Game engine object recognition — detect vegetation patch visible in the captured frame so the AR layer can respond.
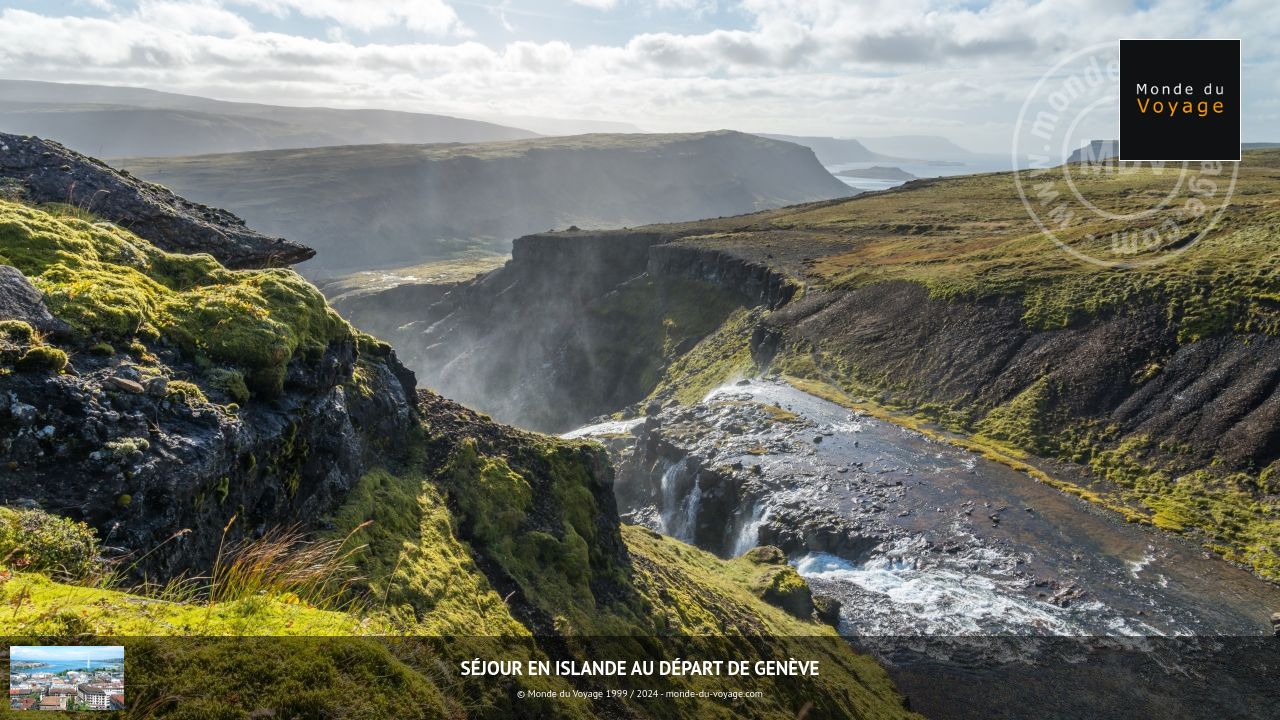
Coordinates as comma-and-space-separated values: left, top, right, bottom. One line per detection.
0, 199, 356, 398
587, 276, 746, 399
0, 507, 100, 581
646, 308, 759, 406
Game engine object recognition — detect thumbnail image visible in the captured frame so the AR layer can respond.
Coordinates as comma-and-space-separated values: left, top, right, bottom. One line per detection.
9, 646, 124, 712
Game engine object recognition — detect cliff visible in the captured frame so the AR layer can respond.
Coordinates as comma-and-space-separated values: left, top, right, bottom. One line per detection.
118, 131, 855, 274
0, 145, 916, 719
392, 150, 1280, 582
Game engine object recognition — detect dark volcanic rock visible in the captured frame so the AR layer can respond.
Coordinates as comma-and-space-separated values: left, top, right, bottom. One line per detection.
0, 333, 419, 579
0, 133, 313, 268
0, 265, 70, 337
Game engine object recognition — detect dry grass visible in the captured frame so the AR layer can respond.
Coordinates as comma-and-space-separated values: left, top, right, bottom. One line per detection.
208, 517, 372, 611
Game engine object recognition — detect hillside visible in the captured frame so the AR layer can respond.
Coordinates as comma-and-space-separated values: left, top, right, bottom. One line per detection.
0, 79, 537, 156
119, 131, 855, 275
0, 134, 915, 719
758, 134, 888, 164
376, 151, 1280, 584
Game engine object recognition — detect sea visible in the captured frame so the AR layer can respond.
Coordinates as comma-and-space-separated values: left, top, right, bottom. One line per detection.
10, 659, 123, 677
828, 155, 1026, 192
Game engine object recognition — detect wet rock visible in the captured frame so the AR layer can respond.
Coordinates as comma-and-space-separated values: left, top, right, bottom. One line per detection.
812, 594, 842, 627
1271, 612, 1280, 636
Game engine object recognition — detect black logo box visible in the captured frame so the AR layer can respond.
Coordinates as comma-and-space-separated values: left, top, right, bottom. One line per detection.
1119, 39, 1240, 161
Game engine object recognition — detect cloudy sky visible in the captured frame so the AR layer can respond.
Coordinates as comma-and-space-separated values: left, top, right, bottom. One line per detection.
0, 0, 1275, 152
11, 645, 124, 662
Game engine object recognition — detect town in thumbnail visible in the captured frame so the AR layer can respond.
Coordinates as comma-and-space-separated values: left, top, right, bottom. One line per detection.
9, 646, 124, 711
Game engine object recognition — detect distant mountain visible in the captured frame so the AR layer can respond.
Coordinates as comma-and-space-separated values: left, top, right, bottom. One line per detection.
119, 130, 855, 275
857, 135, 977, 161
837, 166, 916, 181
1068, 140, 1119, 163
757, 134, 888, 164
472, 115, 644, 135
0, 79, 537, 157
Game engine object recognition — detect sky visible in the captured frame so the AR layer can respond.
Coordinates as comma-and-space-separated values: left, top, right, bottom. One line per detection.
11, 645, 124, 663
0, 0, 1275, 153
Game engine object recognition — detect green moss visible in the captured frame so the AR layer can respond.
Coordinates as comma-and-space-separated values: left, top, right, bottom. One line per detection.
975, 377, 1057, 455
207, 367, 250, 404
327, 467, 529, 636
88, 341, 115, 356
13, 345, 67, 373
0, 199, 356, 399
356, 331, 393, 358
0, 573, 378, 636
0, 507, 100, 580
750, 564, 814, 619
647, 307, 758, 406
0, 319, 35, 344
166, 379, 208, 405
104, 436, 150, 459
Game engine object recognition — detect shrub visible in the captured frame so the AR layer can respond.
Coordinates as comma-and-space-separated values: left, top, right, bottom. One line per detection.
0, 507, 100, 580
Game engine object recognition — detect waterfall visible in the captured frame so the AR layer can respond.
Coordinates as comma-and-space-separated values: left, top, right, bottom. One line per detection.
732, 504, 768, 557
658, 458, 689, 535
676, 477, 702, 543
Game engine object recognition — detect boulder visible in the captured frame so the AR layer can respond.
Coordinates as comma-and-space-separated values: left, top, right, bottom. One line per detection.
0, 265, 70, 337
0, 134, 312, 269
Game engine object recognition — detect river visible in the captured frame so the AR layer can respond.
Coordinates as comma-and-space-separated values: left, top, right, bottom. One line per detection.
568, 377, 1280, 718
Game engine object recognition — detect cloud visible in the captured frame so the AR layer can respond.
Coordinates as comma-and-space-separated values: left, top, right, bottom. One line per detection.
137, 0, 253, 36
569, 0, 620, 9
0, 1, 1274, 151
229, 0, 467, 35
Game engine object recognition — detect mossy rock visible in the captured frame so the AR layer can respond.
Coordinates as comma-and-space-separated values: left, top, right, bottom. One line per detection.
812, 593, 842, 627
207, 367, 250, 404
0, 199, 355, 400
166, 380, 207, 405
0, 319, 35, 344
14, 345, 67, 373
751, 565, 814, 619
742, 544, 786, 565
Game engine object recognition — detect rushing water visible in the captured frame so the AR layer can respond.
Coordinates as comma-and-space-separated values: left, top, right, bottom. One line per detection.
577, 379, 1280, 637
